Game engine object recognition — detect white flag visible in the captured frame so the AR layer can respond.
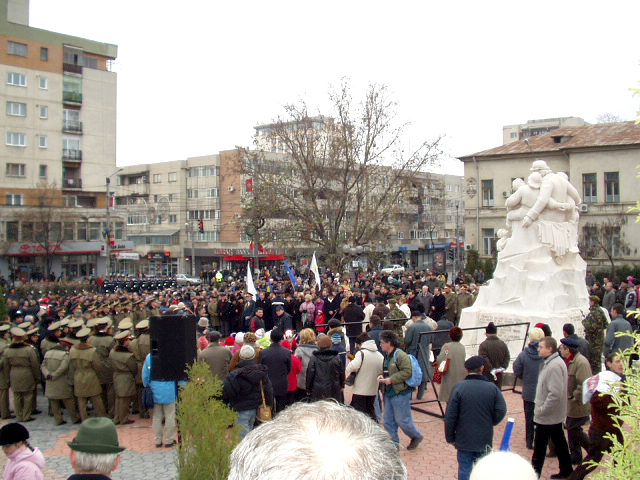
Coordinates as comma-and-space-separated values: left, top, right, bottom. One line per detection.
246, 262, 257, 300
310, 252, 321, 289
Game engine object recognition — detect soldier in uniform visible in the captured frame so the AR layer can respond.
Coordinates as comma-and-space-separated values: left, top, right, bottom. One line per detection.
65, 319, 84, 346
88, 317, 116, 418
207, 294, 221, 331
582, 295, 608, 374
3, 327, 41, 422
456, 285, 474, 321
444, 285, 458, 325
70, 327, 107, 420
25, 327, 43, 415
148, 299, 162, 319
40, 321, 63, 357
131, 299, 148, 324
41, 338, 80, 425
129, 320, 151, 419
0, 324, 12, 419
110, 330, 137, 425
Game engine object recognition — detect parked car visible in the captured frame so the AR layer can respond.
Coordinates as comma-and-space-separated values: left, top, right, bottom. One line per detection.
380, 264, 405, 275
175, 274, 202, 286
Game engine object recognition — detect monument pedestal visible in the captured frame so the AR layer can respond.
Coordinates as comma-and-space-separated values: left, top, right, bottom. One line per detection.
459, 306, 586, 362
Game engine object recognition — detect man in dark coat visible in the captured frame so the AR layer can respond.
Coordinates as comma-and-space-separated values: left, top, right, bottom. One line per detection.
259, 329, 291, 413
274, 305, 294, 333
305, 335, 345, 403
323, 290, 342, 323
223, 345, 273, 439
404, 310, 433, 400
197, 330, 232, 381
445, 355, 507, 480
478, 322, 510, 388
342, 297, 365, 354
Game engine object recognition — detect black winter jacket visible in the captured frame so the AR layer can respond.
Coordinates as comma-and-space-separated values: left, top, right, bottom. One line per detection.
306, 348, 345, 401
259, 343, 292, 396
343, 304, 365, 337
222, 360, 273, 412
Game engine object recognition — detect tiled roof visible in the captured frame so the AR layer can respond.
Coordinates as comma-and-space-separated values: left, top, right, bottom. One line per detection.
460, 121, 640, 159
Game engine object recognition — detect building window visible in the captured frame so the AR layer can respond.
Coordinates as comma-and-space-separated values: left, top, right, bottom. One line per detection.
7, 72, 27, 87
168, 172, 177, 182
605, 172, 620, 203
39, 165, 47, 178
6, 133, 26, 147
6, 222, 19, 241
39, 135, 47, 148
583, 173, 597, 203
153, 173, 162, 183
153, 195, 159, 203
39, 77, 48, 89
482, 228, 495, 256
188, 231, 220, 242
481, 180, 494, 207
510, 132, 518, 139
6, 163, 26, 176
168, 194, 174, 202
188, 165, 219, 177
6, 194, 24, 206
8, 41, 27, 57
397, 231, 405, 239
6, 102, 26, 116
188, 210, 220, 220
169, 215, 177, 224
40, 47, 49, 61
187, 189, 198, 199
39, 105, 48, 119
63, 138, 80, 151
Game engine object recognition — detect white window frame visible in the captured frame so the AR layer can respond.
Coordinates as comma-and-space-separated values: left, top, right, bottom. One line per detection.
6, 133, 26, 147
6, 102, 26, 116
168, 172, 177, 182
6, 163, 26, 177
39, 77, 48, 89
39, 105, 48, 119
153, 173, 162, 183
39, 135, 47, 148
8, 41, 27, 57
39, 165, 47, 178
7, 72, 27, 87
169, 215, 177, 224
6, 194, 24, 206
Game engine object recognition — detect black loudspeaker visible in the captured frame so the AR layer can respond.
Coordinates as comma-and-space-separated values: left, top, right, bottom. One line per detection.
150, 315, 197, 381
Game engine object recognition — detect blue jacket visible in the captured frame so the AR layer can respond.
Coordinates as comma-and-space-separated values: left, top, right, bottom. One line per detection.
142, 354, 185, 405
513, 341, 543, 402
445, 374, 507, 452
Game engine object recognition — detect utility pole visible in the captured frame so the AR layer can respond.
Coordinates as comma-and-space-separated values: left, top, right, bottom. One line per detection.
185, 221, 196, 277
106, 176, 111, 277
454, 201, 459, 277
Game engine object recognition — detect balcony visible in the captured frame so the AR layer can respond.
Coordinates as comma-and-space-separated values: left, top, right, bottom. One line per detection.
62, 149, 82, 162
63, 63, 83, 75
63, 91, 82, 105
63, 120, 83, 133
62, 178, 82, 189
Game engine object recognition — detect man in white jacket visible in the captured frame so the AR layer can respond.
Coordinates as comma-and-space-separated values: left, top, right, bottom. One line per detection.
531, 337, 573, 479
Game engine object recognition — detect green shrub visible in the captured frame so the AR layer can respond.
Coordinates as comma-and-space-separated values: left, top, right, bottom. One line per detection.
590, 327, 640, 479
176, 361, 239, 480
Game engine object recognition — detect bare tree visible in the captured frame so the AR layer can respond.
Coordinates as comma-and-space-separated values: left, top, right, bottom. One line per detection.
579, 215, 630, 279
239, 81, 443, 270
596, 112, 624, 123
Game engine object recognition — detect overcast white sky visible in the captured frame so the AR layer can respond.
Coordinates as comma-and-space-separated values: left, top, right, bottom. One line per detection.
30, 0, 640, 175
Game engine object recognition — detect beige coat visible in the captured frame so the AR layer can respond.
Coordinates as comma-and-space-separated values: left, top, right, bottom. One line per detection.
70, 343, 103, 397
4, 343, 41, 392
110, 347, 137, 397
41, 346, 74, 399
129, 333, 151, 384
346, 340, 384, 396
436, 341, 467, 402
87, 333, 115, 385
0, 337, 11, 389
567, 352, 591, 418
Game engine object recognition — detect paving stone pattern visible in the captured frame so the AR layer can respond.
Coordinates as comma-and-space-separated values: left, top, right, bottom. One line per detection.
0, 387, 570, 480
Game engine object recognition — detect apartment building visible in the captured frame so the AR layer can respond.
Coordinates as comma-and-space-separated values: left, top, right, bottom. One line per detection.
0, 0, 124, 279
459, 121, 640, 272
503, 117, 587, 145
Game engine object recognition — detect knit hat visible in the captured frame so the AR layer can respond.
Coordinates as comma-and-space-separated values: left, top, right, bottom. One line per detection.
464, 355, 485, 370
331, 333, 342, 344
224, 336, 235, 346
317, 335, 332, 349
485, 322, 497, 334
235, 332, 245, 344
198, 317, 209, 328
244, 332, 257, 344
68, 417, 125, 454
0, 423, 29, 446
281, 339, 292, 350
255, 328, 265, 339
239, 345, 256, 360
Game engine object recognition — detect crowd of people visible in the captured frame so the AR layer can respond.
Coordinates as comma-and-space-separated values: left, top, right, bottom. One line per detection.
0, 266, 637, 479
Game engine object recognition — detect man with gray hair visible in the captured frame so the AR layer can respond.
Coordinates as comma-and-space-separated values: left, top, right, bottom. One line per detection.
228, 400, 407, 480
67, 417, 125, 479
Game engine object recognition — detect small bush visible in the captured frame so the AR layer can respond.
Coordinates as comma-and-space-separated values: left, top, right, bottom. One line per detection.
176, 361, 239, 480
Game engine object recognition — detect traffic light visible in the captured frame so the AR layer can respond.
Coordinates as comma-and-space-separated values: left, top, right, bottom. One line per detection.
198, 219, 204, 234
448, 249, 454, 260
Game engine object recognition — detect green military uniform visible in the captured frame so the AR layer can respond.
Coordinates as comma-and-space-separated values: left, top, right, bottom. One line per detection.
3, 331, 41, 422
445, 291, 458, 324
208, 300, 221, 328
582, 305, 608, 374
129, 322, 151, 418
42, 344, 80, 425
0, 330, 13, 419
457, 290, 474, 311
69, 332, 107, 420
88, 330, 116, 418
109, 340, 137, 425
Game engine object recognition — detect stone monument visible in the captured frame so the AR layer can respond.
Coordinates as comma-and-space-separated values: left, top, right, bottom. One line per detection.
459, 160, 589, 359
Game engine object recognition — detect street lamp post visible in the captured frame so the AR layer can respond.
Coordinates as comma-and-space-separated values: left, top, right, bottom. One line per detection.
454, 201, 460, 277
185, 221, 196, 277
342, 244, 364, 284
105, 168, 122, 278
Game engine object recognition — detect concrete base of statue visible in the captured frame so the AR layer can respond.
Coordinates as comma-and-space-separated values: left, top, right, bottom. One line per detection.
459, 306, 587, 364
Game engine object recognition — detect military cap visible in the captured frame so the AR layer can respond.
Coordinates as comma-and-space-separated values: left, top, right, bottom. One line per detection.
118, 318, 133, 330
48, 321, 61, 332
10, 327, 26, 337
17, 322, 32, 330
76, 327, 92, 338
69, 319, 84, 329
590, 295, 601, 304
135, 320, 149, 330
560, 337, 581, 349
95, 317, 111, 325
60, 318, 70, 327
114, 330, 131, 341
86, 318, 98, 328
0, 325, 10, 333
133, 299, 144, 305
26, 327, 39, 336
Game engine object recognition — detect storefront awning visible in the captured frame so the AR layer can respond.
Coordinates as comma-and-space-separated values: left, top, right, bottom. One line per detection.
223, 254, 286, 261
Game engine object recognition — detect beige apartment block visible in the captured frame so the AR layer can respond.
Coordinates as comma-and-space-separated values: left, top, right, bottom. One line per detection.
1, 0, 121, 280
503, 116, 587, 145
460, 121, 640, 274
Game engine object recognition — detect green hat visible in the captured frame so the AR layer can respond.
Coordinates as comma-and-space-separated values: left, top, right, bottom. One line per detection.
67, 417, 125, 454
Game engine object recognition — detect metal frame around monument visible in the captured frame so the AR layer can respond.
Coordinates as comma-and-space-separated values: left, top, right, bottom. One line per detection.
411, 321, 531, 419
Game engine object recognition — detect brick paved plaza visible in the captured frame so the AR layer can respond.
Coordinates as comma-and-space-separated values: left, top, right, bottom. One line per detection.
0, 385, 572, 480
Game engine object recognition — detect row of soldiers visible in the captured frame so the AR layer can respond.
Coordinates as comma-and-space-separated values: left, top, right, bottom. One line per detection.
0, 314, 151, 426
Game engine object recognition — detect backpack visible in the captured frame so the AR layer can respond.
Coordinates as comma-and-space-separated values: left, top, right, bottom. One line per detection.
393, 349, 423, 388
